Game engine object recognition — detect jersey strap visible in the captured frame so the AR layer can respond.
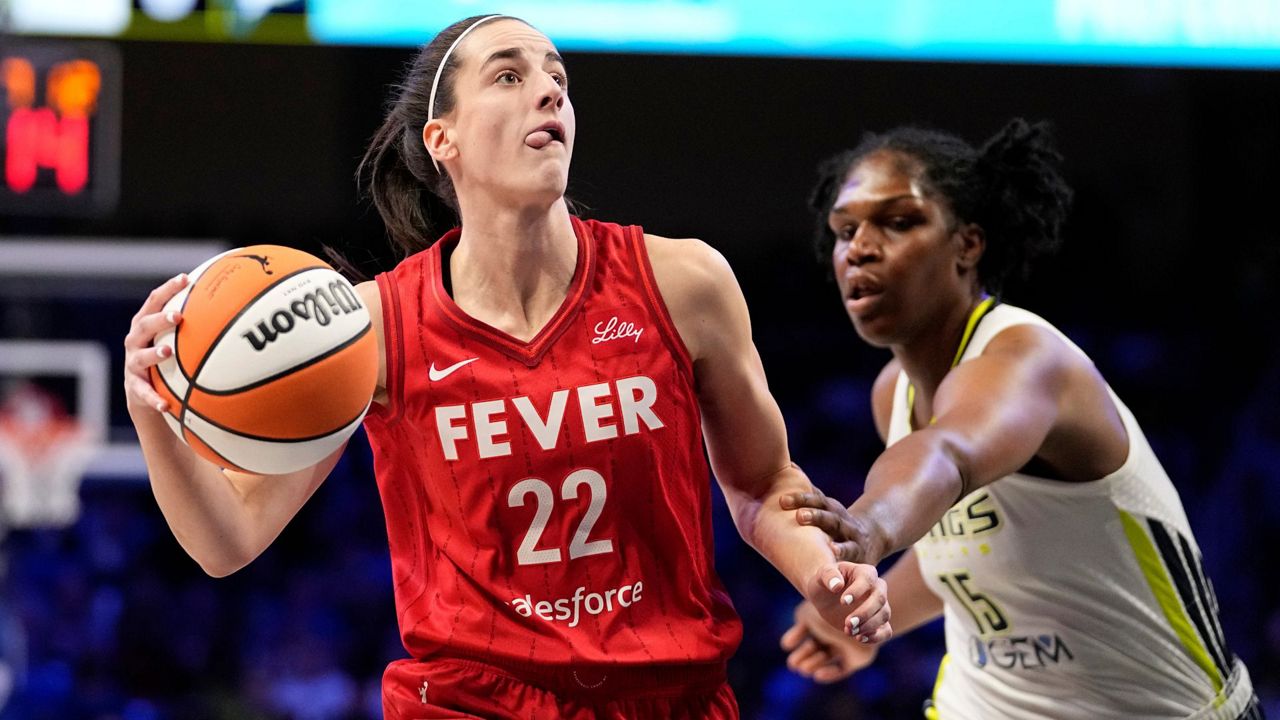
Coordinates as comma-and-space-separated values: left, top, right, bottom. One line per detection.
906, 295, 998, 429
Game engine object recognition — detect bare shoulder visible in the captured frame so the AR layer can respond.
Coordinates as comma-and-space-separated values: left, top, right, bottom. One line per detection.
354, 280, 388, 398
354, 280, 385, 343
982, 323, 1084, 375
871, 358, 901, 443
960, 322, 1100, 409
978, 322, 1128, 479
354, 280, 381, 312
642, 234, 744, 361
643, 233, 736, 300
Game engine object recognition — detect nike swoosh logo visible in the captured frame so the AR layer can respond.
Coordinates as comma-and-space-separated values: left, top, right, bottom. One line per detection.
428, 357, 478, 381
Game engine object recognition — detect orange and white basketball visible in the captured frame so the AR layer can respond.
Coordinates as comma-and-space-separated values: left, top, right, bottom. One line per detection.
149, 245, 377, 474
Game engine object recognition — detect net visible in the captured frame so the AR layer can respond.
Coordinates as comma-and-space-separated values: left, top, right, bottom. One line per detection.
0, 382, 95, 529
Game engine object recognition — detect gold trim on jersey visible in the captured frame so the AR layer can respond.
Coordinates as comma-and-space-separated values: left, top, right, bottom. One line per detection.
908, 296, 998, 430
924, 653, 950, 720
1118, 509, 1225, 696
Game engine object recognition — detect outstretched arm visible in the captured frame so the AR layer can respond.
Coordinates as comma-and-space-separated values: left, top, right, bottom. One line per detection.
125, 277, 385, 576
788, 325, 1106, 565
647, 235, 889, 638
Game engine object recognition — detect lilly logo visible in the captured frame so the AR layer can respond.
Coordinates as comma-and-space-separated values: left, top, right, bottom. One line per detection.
592, 316, 643, 345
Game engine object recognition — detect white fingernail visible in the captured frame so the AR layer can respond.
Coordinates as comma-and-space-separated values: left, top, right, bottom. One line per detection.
166, 311, 176, 324
849, 616, 860, 632
860, 636, 870, 644
155, 401, 167, 412
828, 577, 842, 591
842, 594, 853, 605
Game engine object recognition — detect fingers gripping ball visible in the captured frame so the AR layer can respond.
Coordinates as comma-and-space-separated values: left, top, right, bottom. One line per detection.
148, 246, 377, 474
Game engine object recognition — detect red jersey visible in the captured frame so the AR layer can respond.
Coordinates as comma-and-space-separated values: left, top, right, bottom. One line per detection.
363, 217, 742, 671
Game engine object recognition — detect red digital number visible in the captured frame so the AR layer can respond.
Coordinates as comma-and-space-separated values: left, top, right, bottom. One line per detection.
2, 57, 100, 196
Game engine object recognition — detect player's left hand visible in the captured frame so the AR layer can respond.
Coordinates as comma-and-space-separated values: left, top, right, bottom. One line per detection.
805, 561, 892, 644
781, 488, 865, 563
781, 601, 879, 683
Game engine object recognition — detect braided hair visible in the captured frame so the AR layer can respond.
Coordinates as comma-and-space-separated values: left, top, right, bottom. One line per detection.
809, 119, 1074, 296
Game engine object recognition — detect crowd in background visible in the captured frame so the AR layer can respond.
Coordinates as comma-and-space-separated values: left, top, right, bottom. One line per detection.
4, 300, 1278, 719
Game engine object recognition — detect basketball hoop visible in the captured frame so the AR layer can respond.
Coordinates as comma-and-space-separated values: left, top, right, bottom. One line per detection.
0, 383, 96, 529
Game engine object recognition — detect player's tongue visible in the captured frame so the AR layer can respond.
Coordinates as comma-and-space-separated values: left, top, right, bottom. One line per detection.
525, 130, 553, 149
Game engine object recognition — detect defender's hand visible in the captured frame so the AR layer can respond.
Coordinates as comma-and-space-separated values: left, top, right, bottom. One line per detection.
782, 488, 865, 563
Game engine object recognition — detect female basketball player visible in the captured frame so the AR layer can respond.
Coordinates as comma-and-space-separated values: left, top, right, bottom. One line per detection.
122, 14, 890, 719
778, 120, 1263, 718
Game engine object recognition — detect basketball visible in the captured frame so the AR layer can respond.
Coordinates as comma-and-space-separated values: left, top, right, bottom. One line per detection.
148, 245, 377, 474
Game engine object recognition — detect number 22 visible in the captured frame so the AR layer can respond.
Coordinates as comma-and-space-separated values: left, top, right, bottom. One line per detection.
507, 469, 614, 566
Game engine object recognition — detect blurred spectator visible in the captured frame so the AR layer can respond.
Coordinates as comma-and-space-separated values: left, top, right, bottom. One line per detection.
0, 328, 1275, 719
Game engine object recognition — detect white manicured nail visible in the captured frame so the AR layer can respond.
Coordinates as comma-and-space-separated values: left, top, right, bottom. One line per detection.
842, 594, 854, 605
828, 577, 842, 591
166, 311, 176, 324
848, 616, 860, 632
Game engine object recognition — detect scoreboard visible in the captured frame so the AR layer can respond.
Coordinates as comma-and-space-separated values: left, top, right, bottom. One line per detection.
0, 43, 120, 217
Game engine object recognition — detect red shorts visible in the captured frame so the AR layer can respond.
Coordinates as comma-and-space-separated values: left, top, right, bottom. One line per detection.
382, 656, 738, 720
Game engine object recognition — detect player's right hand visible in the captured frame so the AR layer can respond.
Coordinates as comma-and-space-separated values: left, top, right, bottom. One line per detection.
123, 273, 188, 415
781, 600, 879, 684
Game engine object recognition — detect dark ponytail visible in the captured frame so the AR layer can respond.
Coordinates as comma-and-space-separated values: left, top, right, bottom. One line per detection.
328, 14, 519, 279
809, 118, 1074, 296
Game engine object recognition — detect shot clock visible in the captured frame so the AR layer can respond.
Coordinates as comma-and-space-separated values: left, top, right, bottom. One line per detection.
0, 42, 120, 217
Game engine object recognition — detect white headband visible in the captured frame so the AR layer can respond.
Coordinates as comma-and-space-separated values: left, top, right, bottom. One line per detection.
426, 14, 510, 173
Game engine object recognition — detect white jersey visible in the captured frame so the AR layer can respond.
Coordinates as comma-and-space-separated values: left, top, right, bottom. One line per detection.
891, 304, 1256, 720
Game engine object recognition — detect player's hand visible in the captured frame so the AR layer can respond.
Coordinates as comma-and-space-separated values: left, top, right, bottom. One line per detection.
781, 487, 866, 563
780, 600, 879, 683
123, 273, 187, 415
805, 561, 892, 643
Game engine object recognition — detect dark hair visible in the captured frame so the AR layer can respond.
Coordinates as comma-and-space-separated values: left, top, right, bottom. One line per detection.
808, 118, 1074, 296
328, 15, 524, 278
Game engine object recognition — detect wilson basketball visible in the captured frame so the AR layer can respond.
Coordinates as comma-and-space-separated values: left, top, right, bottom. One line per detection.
149, 245, 377, 474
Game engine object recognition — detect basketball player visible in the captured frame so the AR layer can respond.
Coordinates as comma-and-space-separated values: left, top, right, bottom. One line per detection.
122, 14, 890, 719
777, 120, 1264, 718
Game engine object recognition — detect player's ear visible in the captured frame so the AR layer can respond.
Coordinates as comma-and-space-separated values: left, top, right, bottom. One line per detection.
954, 222, 984, 271
423, 119, 457, 166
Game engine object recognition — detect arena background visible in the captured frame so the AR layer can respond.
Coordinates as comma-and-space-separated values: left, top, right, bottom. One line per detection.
1, 2, 1278, 718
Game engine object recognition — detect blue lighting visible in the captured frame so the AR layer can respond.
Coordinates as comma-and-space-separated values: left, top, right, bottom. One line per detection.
307, 0, 1280, 68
